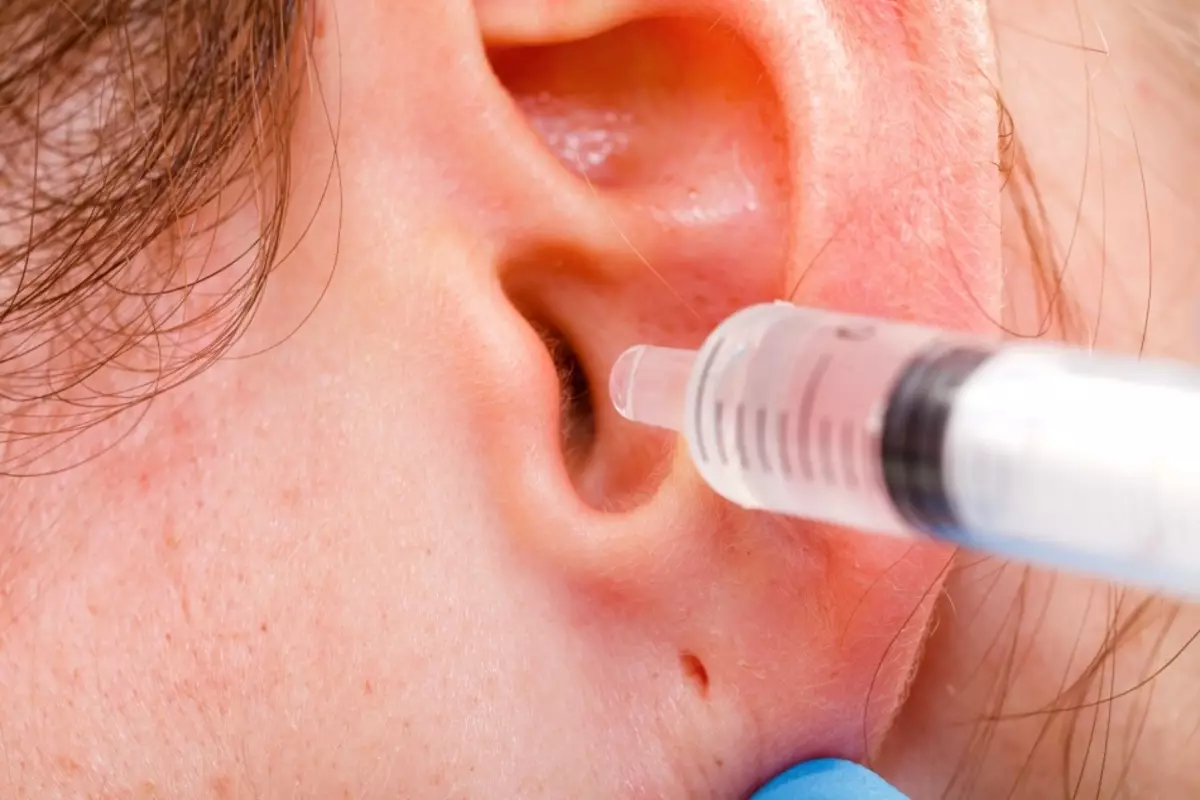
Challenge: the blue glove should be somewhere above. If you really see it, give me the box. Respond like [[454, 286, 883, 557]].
[[749, 759, 909, 799]]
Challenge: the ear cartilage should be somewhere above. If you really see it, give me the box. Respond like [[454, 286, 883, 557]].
[[610, 302, 1200, 600]]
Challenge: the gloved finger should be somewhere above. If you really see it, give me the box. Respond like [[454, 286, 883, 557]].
[[749, 758, 910, 799]]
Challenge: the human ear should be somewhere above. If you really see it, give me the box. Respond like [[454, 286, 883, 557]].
[[467, 1, 1003, 787], [352, 0, 1000, 792]]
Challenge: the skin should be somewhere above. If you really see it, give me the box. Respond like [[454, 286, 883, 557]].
[[0, 0, 1197, 797]]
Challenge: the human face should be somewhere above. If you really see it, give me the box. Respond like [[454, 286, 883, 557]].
[[1, 0, 1193, 797]]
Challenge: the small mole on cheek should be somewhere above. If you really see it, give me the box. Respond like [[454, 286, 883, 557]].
[[363, 679, 374, 695], [680, 651, 710, 697]]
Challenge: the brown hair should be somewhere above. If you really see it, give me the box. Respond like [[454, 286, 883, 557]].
[[0, 0, 303, 474]]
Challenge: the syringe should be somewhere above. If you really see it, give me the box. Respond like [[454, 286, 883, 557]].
[[609, 302, 1200, 600]]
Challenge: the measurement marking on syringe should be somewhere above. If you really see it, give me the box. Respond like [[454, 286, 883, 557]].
[[735, 404, 749, 469], [756, 408, 772, 474], [693, 338, 725, 464], [867, 428, 887, 496], [714, 401, 729, 465], [778, 412, 792, 476], [797, 354, 832, 481], [840, 421, 858, 489], [817, 417, 835, 485]]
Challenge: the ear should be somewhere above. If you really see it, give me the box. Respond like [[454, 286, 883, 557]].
[[480, 0, 1001, 792]]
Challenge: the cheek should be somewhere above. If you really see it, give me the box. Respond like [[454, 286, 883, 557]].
[[0, 297, 589, 789]]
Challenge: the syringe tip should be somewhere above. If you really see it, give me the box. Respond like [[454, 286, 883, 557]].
[[609, 344, 695, 432], [609, 345, 644, 421]]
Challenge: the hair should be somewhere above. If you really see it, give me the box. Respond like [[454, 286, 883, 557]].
[[0, 0, 302, 475], [0, 1, 1196, 797]]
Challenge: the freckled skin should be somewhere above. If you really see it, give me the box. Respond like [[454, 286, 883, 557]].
[[0, 1, 1009, 798]]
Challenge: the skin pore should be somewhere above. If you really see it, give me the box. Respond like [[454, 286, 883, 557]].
[[0, 1, 1197, 798]]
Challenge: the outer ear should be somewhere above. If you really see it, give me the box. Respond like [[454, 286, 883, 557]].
[[474, 0, 646, 43], [470, 0, 1001, 793]]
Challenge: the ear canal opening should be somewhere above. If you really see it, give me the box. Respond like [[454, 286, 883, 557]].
[[531, 318, 597, 468], [500, 252, 605, 502], [500, 245, 683, 515]]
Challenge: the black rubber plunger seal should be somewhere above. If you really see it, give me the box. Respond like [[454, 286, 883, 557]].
[[881, 345, 993, 537]]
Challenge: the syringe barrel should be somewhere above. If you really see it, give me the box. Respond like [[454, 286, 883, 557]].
[[941, 346, 1200, 592], [678, 303, 1200, 597], [681, 302, 965, 537]]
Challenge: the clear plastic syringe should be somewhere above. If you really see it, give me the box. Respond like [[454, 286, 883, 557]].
[[609, 302, 1200, 600]]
